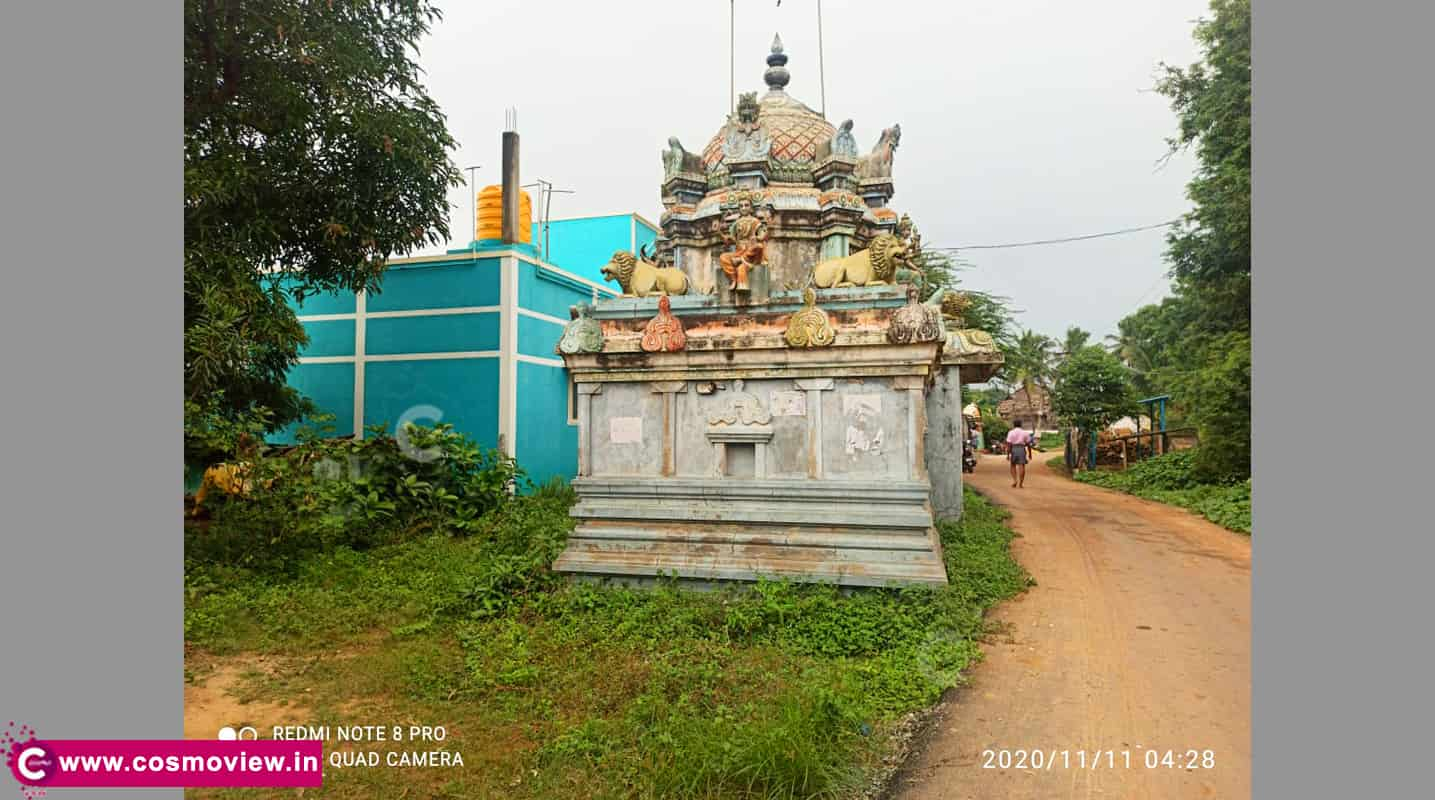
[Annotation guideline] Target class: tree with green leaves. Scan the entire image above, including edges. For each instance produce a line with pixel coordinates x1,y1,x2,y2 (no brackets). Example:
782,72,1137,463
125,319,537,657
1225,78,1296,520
1051,346,1136,469
184,0,463,468
1157,0,1250,332
1103,0,1250,481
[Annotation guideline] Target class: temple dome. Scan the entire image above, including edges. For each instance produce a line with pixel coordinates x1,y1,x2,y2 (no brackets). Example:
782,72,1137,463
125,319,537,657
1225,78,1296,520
701,34,835,169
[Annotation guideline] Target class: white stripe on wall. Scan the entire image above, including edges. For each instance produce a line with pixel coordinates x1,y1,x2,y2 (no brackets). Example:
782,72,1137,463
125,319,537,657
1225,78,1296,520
294,312,356,322
498,256,519,458
297,305,500,322
368,305,499,319
515,354,564,368
365,351,499,362
516,307,568,327
353,290,367,438
298,351,501,365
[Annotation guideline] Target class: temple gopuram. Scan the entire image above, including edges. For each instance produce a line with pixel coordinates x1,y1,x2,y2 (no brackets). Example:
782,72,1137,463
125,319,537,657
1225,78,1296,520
552,37,1002,587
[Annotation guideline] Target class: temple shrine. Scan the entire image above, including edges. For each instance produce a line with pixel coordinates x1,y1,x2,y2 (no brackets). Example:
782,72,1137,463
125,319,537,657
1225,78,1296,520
552,37,1002,587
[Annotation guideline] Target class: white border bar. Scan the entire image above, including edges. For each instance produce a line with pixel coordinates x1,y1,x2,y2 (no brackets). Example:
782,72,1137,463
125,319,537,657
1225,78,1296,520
353,290,367,438
498,256,518,458
516,307,567,327
297,305,500,322
515,353,564,368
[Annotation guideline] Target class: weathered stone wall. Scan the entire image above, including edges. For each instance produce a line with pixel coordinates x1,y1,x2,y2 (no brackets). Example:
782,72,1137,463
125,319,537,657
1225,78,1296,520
926,365,965,519
588,376,916,484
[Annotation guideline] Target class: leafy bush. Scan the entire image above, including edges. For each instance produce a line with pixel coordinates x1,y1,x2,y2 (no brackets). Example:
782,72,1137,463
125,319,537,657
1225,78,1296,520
1185,331,1251,482
1075,449,1251,533
186,422,523,572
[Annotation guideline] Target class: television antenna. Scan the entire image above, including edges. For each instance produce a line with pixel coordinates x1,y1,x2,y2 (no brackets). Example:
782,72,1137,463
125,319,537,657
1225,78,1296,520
522,178,575,262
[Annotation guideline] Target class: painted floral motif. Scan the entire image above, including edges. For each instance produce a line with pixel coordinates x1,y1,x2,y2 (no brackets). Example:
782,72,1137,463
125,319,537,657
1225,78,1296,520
640,295,687,352
784,288,836,348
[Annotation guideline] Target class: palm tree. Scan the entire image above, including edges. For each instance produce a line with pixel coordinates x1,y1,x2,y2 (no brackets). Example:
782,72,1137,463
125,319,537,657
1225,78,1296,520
1103,331,1156,396
1004,330,1057,429
1061,326,1091,356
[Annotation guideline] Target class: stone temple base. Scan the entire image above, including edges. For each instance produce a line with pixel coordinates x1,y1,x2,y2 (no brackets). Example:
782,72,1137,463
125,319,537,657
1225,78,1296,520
555,306,951,588
555,477,947,587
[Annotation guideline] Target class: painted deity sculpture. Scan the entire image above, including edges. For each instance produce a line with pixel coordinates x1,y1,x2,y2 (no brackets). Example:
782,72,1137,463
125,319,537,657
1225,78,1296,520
718,195,768,293
600,248,690,297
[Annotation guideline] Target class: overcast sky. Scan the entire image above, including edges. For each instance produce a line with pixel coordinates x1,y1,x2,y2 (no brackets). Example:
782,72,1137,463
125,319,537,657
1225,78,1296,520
410,0,1211,342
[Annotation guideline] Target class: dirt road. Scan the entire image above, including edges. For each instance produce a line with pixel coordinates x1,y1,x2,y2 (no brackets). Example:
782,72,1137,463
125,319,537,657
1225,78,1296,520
890,453,1250,799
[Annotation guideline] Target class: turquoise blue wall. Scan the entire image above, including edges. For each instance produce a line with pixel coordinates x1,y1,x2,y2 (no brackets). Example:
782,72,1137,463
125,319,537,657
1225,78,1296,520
366,313,500,355
367,258,501,311
274,221,631,488
516,361,577,487
532,214,660,285
363,358,500,450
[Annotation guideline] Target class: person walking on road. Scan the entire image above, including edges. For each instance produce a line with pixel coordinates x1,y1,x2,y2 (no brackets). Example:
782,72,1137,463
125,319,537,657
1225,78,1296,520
1006,420,1036,488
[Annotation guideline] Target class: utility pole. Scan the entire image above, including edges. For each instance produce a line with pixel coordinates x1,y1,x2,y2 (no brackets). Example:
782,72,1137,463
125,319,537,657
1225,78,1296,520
817,0,826,117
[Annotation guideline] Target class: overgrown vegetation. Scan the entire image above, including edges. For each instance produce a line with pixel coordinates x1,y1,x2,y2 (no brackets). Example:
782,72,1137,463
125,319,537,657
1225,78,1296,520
188,422,521,573
184,0,462,469
1073,449,1251,534
186,431,1030,799
1105,0,1251,483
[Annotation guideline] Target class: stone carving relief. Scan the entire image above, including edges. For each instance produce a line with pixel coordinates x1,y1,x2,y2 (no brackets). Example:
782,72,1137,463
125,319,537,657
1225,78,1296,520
887,285,945,344
707,379,772,426
722,92,771,162
842,394,884,457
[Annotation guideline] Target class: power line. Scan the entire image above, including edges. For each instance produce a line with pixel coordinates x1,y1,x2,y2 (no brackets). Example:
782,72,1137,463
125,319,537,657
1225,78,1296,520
928,219,1181,251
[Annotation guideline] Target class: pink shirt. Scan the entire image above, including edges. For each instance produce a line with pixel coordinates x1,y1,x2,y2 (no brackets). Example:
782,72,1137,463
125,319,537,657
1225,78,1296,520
1006,428,1033,446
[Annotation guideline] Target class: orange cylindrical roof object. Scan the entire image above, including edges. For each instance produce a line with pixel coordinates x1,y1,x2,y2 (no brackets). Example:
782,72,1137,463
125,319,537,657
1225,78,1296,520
476,184,532,243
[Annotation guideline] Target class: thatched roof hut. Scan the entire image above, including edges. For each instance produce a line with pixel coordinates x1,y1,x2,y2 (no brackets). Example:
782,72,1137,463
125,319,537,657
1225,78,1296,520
996,385,1054,431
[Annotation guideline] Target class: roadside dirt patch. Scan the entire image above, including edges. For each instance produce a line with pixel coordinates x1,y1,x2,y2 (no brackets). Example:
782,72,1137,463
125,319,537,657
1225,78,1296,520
184,654,311,740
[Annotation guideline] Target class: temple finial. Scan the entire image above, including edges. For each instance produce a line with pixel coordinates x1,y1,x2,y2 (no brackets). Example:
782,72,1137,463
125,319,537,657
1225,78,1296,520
764,33,790,91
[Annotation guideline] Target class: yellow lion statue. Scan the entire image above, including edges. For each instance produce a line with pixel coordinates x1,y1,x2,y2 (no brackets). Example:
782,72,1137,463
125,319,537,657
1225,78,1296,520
812,233,909,288
600,250,690,297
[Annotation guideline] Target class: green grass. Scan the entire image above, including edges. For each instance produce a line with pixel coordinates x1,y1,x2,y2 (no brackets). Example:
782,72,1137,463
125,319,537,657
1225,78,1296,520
1072,450,1251,534
185,487,1030,800
1037,432,1064,451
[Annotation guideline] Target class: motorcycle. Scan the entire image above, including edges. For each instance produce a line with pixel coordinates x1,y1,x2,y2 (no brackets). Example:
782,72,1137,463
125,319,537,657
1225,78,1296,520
962,441,978,473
